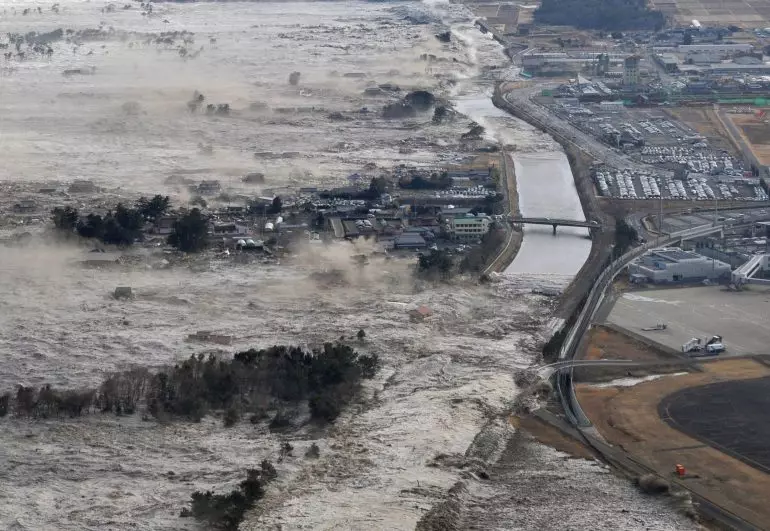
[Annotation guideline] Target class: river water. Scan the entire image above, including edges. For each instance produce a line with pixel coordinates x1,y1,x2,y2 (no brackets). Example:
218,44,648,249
450,94,591,286
507,152,591,279
443,25,591,284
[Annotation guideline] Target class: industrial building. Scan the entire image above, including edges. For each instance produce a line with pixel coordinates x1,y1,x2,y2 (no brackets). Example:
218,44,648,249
623,56,641,86
628,247,731,283
678,43,753,55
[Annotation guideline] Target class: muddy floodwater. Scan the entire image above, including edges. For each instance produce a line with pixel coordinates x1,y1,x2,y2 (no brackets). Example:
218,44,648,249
0,1,694,530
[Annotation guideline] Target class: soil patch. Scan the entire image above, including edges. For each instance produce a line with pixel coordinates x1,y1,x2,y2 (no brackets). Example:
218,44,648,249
661,376,770,474
577,357,770,529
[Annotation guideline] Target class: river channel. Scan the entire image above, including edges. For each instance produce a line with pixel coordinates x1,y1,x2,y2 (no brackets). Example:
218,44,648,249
452,94,591,283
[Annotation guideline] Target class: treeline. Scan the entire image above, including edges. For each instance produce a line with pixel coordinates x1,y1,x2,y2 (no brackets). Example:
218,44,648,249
51,195,170,245
399,172,453,190
417,249,455,280
459,225,506,274
534,0,665,30
181,461,277,530
1,342,379,425
51,196,210,252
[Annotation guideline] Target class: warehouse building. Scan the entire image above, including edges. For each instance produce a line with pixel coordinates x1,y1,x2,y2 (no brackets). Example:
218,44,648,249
628,247,731,283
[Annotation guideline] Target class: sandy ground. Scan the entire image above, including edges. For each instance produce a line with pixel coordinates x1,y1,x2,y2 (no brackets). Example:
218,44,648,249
726,112,770,166
577,357,770,529
664,107,737,156
606,286,770,357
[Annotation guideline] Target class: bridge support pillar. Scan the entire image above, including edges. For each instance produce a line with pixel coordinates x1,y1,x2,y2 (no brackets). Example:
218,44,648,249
552,224,557,235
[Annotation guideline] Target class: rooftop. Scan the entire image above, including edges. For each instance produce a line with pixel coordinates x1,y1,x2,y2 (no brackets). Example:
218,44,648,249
653,248,702,262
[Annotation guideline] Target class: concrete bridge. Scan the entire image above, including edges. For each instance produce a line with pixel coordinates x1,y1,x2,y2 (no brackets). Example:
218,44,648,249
508,216,601,234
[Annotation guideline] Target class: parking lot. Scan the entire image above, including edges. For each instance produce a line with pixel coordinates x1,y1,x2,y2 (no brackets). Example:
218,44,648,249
547,101,769,202
606,286,770,357
594,168,767,201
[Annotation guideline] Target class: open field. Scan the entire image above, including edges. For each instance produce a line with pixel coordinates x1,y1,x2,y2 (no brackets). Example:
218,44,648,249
648,0,770,27
726,112,770,166
577,357,770,529
662,376,770,473
606,286,770,357
665,107,737,155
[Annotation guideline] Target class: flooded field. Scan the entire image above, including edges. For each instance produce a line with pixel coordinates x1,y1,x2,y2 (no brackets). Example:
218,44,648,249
0,0,475,193
0,1,694,530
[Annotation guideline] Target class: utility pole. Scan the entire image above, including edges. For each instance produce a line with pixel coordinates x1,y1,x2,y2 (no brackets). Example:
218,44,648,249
657,191,663,245
712,196,719,275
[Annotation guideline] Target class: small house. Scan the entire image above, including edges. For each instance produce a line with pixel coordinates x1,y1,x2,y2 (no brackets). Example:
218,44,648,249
408,305,433,321
13,200,36,213
153,215,179,235
198,180,222,196
68,180,97,194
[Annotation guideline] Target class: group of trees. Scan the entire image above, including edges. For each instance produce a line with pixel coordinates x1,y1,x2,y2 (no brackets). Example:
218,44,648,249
51,196,212,253
417,249,455,280
2,342,380,426
181,461,277,530
534,0,665,30
399,172,453,191
51,195,171,246
459,224,506,274
168,208,209,253
613,217,639,258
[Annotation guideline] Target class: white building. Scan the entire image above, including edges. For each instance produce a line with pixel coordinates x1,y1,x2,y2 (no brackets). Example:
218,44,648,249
629,247,731,283
448,213,491,241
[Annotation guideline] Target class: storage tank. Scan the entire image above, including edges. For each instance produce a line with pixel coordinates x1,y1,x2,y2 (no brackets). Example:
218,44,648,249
264,222,274,232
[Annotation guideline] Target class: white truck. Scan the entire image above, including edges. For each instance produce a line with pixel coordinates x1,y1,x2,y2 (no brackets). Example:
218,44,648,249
705,335,725,354
682,338,702,353
683,335,725,356
705,342,725,354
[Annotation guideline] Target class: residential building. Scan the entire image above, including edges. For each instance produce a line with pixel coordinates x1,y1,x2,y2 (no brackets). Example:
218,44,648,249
211,222,248,240
447,213,491,241
68,180,97,194
198,180,222,196
153,215,179,235
13,199,36,213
